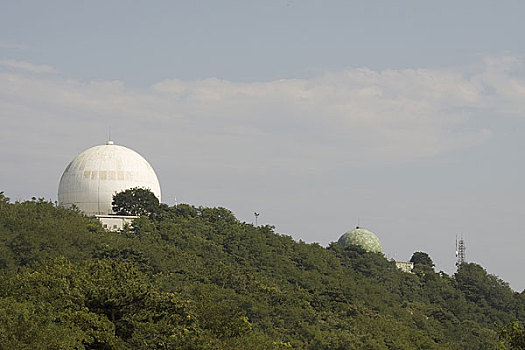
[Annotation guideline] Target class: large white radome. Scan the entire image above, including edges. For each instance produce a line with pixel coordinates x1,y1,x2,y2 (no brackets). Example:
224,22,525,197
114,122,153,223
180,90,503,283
58,141,161,216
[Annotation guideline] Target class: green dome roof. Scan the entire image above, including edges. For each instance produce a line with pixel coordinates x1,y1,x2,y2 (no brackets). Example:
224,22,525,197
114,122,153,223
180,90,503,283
338,227,383,253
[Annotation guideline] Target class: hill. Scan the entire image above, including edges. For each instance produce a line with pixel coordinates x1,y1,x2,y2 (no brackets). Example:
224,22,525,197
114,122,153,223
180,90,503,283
0,192,524,349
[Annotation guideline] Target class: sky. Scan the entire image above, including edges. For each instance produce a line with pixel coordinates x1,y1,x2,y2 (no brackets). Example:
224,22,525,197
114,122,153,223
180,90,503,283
1,1,525,291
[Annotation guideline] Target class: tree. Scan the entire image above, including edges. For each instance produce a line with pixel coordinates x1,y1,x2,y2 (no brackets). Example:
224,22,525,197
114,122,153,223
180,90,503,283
410,252,434,268
0,258,200,349
0,191,9,205
455,263,516,317
112,187,160,217
498,321,525,349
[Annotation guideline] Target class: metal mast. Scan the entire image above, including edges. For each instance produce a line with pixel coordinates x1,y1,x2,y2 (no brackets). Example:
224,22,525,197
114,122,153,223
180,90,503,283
456,235,466,268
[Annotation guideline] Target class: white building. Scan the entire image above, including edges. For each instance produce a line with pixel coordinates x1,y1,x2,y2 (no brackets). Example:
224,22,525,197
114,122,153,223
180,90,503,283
95,214,139,231
395,261,414,273
58,141,161,230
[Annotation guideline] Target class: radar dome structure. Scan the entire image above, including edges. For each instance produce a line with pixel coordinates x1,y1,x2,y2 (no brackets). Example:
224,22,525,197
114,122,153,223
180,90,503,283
338,227,383,253
58,141,161,216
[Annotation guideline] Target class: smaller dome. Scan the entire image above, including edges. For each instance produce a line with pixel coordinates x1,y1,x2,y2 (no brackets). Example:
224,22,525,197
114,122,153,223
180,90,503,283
338,226,383,253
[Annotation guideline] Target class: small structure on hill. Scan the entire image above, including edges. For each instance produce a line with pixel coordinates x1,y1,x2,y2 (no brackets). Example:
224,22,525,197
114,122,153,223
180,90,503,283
395,261,414,273
456,235,466,268
94,214,138,231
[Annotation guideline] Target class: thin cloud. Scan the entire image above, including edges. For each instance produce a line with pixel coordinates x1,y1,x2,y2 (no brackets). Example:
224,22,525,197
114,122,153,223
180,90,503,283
0,60,57,74
0,41,27,50
2,55,525,167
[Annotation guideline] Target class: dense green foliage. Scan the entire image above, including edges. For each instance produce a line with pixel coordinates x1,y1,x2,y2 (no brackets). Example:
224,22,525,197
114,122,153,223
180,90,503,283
0,191,524,349
498,321,525,349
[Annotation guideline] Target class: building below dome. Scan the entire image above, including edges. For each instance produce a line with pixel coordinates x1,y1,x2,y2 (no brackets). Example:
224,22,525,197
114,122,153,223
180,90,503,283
58,141,161,217
94,214,138,232
395,261,414,273
338,226,383,253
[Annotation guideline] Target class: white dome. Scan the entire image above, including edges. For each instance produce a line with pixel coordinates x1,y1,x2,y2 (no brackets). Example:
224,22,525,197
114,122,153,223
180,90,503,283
58,141,161,216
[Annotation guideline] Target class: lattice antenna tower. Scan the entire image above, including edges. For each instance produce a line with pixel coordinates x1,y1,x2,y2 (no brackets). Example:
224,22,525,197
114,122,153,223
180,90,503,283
456,235,466,268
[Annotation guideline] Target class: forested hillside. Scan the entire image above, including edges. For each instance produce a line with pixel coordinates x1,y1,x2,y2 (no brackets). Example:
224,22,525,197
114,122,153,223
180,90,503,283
0,192,524,349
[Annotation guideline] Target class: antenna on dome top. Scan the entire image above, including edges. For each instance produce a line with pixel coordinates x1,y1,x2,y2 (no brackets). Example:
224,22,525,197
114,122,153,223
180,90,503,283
106,127,114,145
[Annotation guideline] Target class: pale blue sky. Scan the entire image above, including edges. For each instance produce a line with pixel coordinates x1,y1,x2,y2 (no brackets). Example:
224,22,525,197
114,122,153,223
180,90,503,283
4,1,525,83
2,1,525,291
